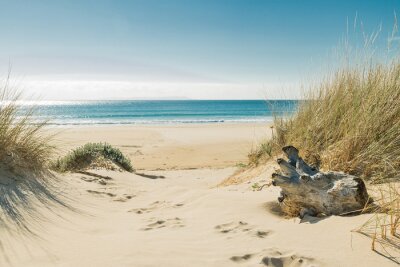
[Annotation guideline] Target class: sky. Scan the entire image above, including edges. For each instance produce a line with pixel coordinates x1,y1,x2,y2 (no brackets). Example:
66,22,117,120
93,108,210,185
0,0,399,100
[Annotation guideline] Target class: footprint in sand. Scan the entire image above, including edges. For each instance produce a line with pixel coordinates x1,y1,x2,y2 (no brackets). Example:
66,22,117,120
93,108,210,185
79,171,113,185
230,249,319,267
113,194,136,202
215,221,250,234
261,249,319,267
230,254,254,263
215,221,272,238
141,217,185,231
86,190,135,202
87,190,116,197
128,201,184,214
81,176,110,185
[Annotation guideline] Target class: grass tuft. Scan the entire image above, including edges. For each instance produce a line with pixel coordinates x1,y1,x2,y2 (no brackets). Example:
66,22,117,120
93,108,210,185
249,20,400,260
0,79,54,175
248,140,273,166
51,142,134,173
356,184,400,263
251,60,400,183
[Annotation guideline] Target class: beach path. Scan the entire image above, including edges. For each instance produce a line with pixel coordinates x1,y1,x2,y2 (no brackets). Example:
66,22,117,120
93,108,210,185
0,123,395,266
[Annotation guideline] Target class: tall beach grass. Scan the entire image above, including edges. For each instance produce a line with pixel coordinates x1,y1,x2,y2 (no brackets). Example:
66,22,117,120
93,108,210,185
0,77,54,175
248,22,400,260
251,16,400,183
251,59,400,184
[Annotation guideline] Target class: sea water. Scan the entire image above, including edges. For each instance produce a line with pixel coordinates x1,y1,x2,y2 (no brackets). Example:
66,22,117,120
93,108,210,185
20,100,299,126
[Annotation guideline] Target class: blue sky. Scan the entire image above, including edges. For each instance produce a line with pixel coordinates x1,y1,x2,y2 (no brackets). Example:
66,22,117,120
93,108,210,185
0,0,399,100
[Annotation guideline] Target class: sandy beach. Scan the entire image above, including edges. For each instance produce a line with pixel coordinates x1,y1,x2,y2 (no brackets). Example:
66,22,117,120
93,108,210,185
51,123,271,170
2,1,399,266
0,123,394,267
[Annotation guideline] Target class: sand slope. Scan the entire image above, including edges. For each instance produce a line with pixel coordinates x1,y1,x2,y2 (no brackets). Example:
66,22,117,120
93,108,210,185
0,124,396,266
1,167,394,267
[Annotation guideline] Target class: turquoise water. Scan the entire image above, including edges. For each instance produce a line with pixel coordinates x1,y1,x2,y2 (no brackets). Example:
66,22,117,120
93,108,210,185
23,100,299,125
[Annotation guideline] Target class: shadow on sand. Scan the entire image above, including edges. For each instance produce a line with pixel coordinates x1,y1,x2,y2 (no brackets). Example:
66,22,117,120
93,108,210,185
135,172,166,179
0,169,77,264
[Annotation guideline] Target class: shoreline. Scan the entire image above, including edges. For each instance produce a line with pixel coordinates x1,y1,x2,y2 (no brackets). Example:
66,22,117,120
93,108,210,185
24,99,292,128
44,120,274,128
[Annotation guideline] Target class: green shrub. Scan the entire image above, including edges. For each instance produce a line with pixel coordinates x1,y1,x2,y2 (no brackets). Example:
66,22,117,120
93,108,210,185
51,142,133,172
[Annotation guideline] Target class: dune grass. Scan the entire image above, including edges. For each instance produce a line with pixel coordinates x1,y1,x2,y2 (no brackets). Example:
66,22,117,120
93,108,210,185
248,141,273,167
0,80,54,175
251,59,400,184
249,46,400,259
355,183,400,262
51,142,134,173
245,60,400,261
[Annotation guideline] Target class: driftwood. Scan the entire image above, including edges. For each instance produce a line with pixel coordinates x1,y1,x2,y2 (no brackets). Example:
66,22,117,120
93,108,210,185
271,146,369,217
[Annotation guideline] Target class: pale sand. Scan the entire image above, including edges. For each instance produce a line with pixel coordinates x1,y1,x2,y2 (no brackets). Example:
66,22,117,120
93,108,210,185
51,123,271,170
0,124,395,266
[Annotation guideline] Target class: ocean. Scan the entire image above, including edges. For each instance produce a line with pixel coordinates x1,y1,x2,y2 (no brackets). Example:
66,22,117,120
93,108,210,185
22,100,299,126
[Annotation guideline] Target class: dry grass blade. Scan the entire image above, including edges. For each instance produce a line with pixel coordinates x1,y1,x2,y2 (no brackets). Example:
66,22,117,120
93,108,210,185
249,22,400,260
252,60,400,183
0,77,67,265
355,183,400,263
0,80,55,175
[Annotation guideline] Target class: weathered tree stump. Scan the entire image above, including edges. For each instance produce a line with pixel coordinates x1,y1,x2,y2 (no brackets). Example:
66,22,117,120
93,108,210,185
271,146,370,217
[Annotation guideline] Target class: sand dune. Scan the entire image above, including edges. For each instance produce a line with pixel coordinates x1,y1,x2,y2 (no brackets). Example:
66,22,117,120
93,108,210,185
0,124,396,266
